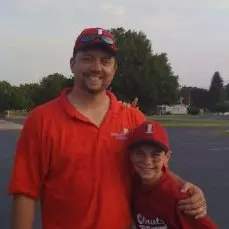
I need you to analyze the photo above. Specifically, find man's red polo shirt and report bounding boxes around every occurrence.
[8,88,146,229]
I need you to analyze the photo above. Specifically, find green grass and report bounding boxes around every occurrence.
[223,130,229,135]
[147,116,229,127]
[157,121,229,127]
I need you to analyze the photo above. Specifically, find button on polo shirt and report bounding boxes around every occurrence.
[8,88,146,229]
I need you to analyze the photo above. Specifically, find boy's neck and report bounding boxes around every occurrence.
[142,170,164,186]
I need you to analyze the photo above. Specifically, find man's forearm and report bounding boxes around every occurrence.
[11,195,36,229]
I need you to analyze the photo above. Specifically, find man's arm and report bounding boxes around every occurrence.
[11,195,36,229]
[175,207,218,229]
[8,109,48,229]
[169,170,207,219]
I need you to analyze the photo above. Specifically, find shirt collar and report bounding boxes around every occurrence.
[59,87,121,121]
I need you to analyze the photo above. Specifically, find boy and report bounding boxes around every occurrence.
[128,120,218,229]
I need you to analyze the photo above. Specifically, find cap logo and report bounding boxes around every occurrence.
[146,124,154,134]
[97,28,103,35]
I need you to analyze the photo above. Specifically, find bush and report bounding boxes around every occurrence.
[188,106,200,115]
[215,102,229,113]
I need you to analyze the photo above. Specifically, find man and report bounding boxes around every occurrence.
[8,27,206,229]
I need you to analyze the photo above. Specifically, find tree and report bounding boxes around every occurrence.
[208,71,224,111]
[0,81,13,112]
[110,27,179,114]
[215,102,229,113]
[180,87,210,108]
[34,73,73,106]
[225,83,229,101]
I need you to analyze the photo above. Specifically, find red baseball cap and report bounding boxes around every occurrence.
[128,120,170,152]
[73,27,118,55]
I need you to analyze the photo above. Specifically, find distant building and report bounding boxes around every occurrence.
[156,104,188,115]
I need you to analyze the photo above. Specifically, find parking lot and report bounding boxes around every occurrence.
[0,123,228,228]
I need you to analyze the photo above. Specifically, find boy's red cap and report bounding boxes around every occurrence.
[73,27,118,54]
[128,120,170,152]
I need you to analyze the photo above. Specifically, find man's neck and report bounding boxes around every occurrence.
[68,85,108,110]
[68,85,110,127]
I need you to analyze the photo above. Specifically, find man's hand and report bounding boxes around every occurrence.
[131,97,139,108]
[178,182,207,219]
[119,97,139,109]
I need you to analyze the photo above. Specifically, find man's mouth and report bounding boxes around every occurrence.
[88,76,101,80]
[85,76,102,84]
[137,165,155,171]
[83,72,102,79]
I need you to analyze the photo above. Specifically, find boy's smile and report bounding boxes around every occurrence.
[130,144,170,184]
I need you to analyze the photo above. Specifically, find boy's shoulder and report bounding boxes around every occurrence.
[133,170,189,202]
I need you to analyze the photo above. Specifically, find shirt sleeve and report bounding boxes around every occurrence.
[175,207,218,229]
[129,107,146,131]
[134,108,146,125]
[8,109,49,199]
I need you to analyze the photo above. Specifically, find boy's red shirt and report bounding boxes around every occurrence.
[8,88,146,229]
[132,169,218,229]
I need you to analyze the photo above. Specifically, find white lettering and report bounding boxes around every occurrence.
[135,214,168,229]
[137,213,144,224]
[146,124,153,134]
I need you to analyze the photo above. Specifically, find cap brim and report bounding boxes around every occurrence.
[129,139,168,152]
[75,43,117,56]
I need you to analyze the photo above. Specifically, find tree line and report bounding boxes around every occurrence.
[0,28,229,115]
[181,71,229,113]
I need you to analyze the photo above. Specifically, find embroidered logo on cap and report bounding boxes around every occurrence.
[97,28,103,35]
[146,124,154,134]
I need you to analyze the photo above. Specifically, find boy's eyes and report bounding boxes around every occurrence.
[133,151,143,156]
[133,151,162,158]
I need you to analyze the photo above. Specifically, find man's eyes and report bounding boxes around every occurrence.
[101,57,113,64]
[82,55,92,61]
[81,56,112,64]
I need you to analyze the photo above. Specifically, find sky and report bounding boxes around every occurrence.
[0,0,229,89]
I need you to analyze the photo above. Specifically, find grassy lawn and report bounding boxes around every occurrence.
[3,113,229,128]
[223,130,229,135]
[147,115,229,127]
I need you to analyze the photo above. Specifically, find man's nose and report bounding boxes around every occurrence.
[91,59,102,72]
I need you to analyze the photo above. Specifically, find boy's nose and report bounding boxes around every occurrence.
[144,155,154,163]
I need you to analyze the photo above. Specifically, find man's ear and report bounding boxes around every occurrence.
[114,60,118,71]
[70,57,74,73]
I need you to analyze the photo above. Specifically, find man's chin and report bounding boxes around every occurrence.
[83,85,104,94]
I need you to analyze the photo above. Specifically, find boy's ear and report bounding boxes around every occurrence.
[164,151,171,167]
[129,151,133,162]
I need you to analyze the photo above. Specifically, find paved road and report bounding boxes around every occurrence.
[168,127,229,229]
[0,126,228,228]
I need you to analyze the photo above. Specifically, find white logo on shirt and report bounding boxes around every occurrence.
[111,128,129,140]
[136,214,168,229]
